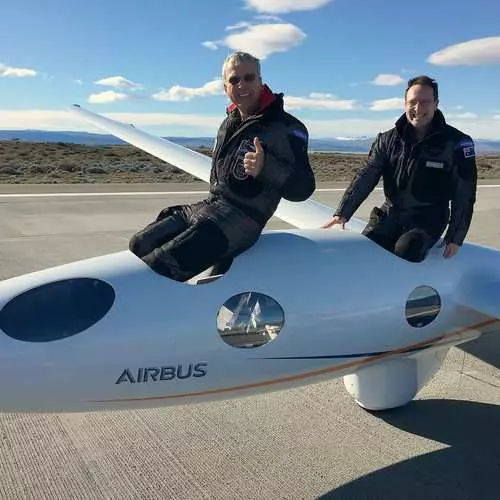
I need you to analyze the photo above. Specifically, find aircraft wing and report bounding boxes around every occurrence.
[68,105,366,232]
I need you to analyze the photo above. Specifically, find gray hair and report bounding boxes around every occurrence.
[222,51,261,81]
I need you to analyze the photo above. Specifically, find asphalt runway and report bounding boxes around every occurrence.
[1,181,499,499]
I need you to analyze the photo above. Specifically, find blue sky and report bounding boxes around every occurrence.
[1,0,499,139]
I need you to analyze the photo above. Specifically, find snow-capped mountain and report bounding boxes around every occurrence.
[1,130,499,154]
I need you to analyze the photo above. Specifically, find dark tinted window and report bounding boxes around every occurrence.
[0,278,115,342]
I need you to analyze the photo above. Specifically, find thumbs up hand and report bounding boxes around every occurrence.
[244,137,265,177]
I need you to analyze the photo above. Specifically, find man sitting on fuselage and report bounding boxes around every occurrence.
[129,51,315,281]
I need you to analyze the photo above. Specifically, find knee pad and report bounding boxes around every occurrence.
[128,226,161,258]
[394,229,431,262]
[211,257,233,276]
[155,204,184,222]
[129,233,142,256]
[168,220,229,269]
[362,209,400,252]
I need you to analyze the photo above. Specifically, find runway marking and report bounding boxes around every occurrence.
[1,185,500,198]
[0,191,207,198]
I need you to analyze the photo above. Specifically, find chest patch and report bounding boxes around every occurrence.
[425,161,444,169]
[230,139,255,181]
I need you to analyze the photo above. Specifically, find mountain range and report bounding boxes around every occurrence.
[1,130,500,154]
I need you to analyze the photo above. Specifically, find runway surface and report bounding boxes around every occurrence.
[1,181,499,499]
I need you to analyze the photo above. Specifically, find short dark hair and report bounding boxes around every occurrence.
[405,75,438,101]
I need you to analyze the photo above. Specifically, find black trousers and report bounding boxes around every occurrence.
[129,199,262,281]
[362,207,448,263]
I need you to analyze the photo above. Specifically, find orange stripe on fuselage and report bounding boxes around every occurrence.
[89,317,499,404]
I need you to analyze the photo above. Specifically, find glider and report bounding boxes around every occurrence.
[0,104,498,413]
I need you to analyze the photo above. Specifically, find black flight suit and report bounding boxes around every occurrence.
[129,86,315,281]
[334,110,477,262]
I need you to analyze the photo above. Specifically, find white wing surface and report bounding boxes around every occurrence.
[68,105,366,231]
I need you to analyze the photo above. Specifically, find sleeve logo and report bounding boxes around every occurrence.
[460,140,476,158]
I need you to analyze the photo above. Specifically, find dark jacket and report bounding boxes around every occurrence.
[209,85,315,225]
[334,110,477,245]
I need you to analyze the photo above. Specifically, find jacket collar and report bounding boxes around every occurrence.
[395,109,447,141]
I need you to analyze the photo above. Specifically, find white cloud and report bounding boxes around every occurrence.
[309,92,336,99]
[1,109,500,140]
[304,118,397,138]
[106,112,222,130]
[445,112,478,120]
[207,23,306,59]
[152,79,224,102]
[88,91,129,103]
[0,64,37,78]
[73,79,83,85]
[202,41,219,50]
[245,0,333,14]
[351,74,405,87]
[428,36,500,66]
[370,98,405,111]
[442,116,500,139]
[372,74,404,86]
[285,94,356,110]
[0,110,223,136]
[95,76,143,91]
[255,15,284,22]
[0,110,101,132]
[302,116,500,140]
[226,22,252,31]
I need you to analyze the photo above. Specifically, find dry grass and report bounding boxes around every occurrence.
[0,140,499,184]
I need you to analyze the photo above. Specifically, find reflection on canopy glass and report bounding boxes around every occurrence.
[217,292,284,348]
[405,285,441,328]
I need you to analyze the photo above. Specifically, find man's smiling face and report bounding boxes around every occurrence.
[405,84,438,131]
[224,60,262,119]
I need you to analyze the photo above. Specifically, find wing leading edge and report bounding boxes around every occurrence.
[68,105,366,232]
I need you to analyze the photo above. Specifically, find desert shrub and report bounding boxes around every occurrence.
[29,164,49,173]
[0,166,20,175]
[58,161,79,172]
[84,166,106,174]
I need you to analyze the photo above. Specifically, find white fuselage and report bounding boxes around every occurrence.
[1,228,499,412]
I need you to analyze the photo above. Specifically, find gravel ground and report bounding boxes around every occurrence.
[1,141,499,184]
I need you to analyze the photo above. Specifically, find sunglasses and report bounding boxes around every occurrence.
[227,73,258,85]
[406,99,436,107]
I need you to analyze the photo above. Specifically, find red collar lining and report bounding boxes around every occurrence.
[227,84,276,115]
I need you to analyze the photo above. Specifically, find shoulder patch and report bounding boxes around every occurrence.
[290,128,308,142]
[459,140,475,158]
